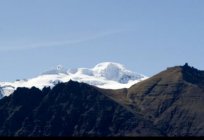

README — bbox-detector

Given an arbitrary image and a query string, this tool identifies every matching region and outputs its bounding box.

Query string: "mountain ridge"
[0,80,162,136]
[0,62,147,98]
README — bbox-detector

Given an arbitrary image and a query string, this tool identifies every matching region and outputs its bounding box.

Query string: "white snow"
[0,62,148,98]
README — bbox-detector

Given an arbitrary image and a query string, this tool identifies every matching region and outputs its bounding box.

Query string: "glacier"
[0,62,148,98]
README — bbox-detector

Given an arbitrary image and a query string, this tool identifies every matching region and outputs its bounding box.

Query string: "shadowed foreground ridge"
[104,63,204,136]
[0,80,161,136]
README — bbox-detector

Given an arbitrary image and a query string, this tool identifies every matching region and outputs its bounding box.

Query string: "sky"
[0,0,204,81]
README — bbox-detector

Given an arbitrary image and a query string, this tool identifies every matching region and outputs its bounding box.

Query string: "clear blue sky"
[0,0,204,81]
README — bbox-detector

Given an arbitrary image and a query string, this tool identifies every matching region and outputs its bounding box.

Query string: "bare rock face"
[0,81,161,136]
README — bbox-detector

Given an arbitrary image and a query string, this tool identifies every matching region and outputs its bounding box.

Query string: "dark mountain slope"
[104,64,204,136]
[0,81,162,136]
[0,88,3,99]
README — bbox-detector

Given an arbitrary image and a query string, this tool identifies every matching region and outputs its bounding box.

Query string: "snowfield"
[0,62,148,98]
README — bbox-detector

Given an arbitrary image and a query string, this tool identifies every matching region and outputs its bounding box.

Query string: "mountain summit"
[92,62,144,83]
[0,62,147,98]
[67,62,147,89]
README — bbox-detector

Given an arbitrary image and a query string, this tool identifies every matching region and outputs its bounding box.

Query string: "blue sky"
[0,0,204,81]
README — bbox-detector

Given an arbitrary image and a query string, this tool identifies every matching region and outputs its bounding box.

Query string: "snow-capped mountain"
[0,62,148,98]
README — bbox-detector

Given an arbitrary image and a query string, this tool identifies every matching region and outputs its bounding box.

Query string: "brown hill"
[103,63,204,136]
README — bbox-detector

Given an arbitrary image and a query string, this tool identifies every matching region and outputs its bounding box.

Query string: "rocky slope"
[0,81,161,136]
[104,63,204,136]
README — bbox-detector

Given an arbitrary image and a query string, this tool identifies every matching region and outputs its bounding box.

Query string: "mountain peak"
[92,62,144,83]
[0,62,147,98]
[167,63,198,73]
[181,63,199,72]
[67,62,146,85]
[165,63,204,84]
[131,64,204,91]
[124,64,204,136]
[93,62,125,71]
[180,63,204,85]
